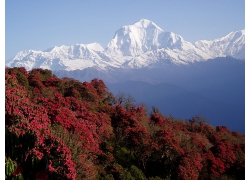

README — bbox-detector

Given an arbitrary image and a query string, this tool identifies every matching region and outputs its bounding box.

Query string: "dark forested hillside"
[5,67,245,180]
[53,57,245,133]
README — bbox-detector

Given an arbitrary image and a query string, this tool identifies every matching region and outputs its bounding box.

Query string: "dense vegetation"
[5,67,245,180]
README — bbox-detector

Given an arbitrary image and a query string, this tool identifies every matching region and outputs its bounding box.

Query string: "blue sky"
[5,1,245,61]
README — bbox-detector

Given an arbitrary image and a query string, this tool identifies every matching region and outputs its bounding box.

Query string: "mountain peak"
[133,18,163,31]
[86,42,104,52]
[106,19,165,56]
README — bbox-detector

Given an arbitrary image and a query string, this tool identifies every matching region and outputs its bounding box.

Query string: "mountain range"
[6,19,245,71]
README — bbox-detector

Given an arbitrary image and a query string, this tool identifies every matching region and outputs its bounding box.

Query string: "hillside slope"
[5,67,244,179]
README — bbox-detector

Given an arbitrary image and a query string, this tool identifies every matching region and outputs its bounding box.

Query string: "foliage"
[5,67,245,179]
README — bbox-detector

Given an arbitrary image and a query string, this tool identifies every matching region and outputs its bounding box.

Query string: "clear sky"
[5,1,245,61]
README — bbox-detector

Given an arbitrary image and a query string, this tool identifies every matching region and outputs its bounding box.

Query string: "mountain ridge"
[6,19,245,71]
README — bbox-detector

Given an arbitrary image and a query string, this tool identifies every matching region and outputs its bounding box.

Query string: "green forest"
[5,67,245,180]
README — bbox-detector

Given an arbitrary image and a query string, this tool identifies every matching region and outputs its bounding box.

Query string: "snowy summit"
[7,19,245,71]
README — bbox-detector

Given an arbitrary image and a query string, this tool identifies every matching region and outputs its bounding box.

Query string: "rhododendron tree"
[178,151,203,180]
[5,67,245,179]
[5,73,77,179]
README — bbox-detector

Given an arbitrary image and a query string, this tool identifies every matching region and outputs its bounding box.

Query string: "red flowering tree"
[5,73,77,179]
[178,151,203,180]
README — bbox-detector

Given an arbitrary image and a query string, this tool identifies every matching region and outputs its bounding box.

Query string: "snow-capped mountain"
[6,19,245,71]
[194,29,245,60]
[8,43,116,71]
[106,18,164,56]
